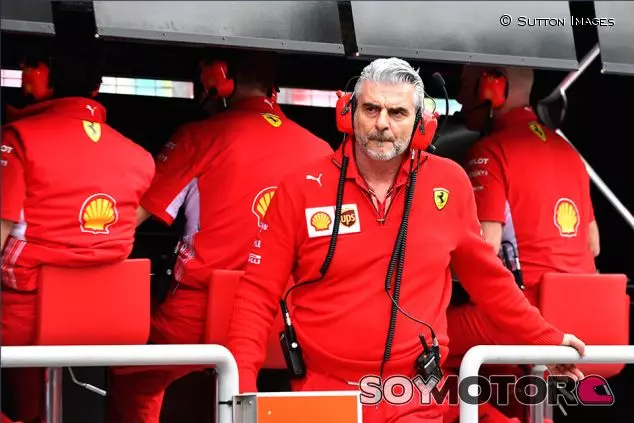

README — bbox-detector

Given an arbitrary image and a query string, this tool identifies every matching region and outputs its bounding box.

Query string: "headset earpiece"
[336,90,354,134]
[477,70,508,109]
[200,60,235,99]
[20,61,53,101]
[410,109,439,151]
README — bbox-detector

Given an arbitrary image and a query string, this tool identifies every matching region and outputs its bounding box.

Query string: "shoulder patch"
[83,120,102,143]
[528,121,546,142]
[261,113,282,128]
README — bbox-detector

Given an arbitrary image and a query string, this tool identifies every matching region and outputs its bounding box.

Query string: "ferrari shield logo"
[528,121,546,142]
[261,113,282,128]
[433,188,449,210]
[83,120,102,143]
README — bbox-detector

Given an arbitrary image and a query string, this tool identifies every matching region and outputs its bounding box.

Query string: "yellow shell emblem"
[310,211,332,231]
[83,120,102,143]
[433,188,449,210]
[554,198,580,237]
[251,186,277,227]
[529,121,546,142]
[261,113,282,128]
[79,193,118,234]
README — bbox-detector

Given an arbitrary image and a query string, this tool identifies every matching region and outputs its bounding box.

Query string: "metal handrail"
[0,344,239,423]
[458,345,634,423]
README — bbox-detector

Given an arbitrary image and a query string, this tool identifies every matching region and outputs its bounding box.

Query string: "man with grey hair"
[227,57,585,423]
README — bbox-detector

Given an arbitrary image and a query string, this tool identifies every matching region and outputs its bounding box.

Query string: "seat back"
[539,272,630,378]
[205,269,287,369]
[34,259,151,346]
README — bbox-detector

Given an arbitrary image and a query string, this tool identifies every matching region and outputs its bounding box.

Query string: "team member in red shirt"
[448,65,598,352]
[442,65,598,423]
[0,42,155,423]
[226,57,585,423]
[105,51,333,423]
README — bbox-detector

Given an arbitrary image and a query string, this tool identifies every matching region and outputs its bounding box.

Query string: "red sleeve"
[1,128,26,222]
[464,139,507,223]
[227,180,301,393]
[140,126,203,225]
[451,171,565,345]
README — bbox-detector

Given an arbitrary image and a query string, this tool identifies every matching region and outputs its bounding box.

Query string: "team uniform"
[106,96,333,423]
[447,106,596,360]
[1,97,155,422]
[226,139,565,423]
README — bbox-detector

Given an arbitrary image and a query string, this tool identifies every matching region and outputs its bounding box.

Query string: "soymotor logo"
[358,374,614,412]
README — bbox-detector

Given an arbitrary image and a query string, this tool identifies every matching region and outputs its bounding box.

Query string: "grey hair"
[353,57,425,112]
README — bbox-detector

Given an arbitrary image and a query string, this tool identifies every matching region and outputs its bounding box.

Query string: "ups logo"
[340,209,357,227]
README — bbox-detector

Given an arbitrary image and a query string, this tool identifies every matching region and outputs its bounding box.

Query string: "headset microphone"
[428,72,450,153]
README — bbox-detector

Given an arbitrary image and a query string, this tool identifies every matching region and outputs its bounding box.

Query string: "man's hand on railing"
[547,333,586,380]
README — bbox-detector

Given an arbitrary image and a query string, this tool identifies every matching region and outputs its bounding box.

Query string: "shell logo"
[252,186,277,227]
[79,193,119,234]
[310,211,332,231]
[554,198,580,237]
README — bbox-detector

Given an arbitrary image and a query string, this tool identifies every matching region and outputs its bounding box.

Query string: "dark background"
[1,1,632,422]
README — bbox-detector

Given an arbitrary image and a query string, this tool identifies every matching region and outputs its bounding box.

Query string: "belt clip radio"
[415,334,443,386]
[279,300,306,378]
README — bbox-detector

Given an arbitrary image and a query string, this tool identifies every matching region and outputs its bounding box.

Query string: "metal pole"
[45,367,63,423]
[555,129,634,231]
[538,42,634,232]
[459,345,634,423]
[558,44,601,94]
[1,344,239,423]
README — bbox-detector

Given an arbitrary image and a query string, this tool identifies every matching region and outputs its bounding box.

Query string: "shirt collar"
[229,96,283,115]
[331,136,424,189]
[6,97,106,123]
[492,106,538,132]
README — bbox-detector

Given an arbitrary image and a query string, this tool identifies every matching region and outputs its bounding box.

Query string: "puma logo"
[306,174,323,187]
[86,105,97,117]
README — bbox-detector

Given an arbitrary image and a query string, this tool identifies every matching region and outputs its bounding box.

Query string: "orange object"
[234,391,361,423]
[539,272,630,378]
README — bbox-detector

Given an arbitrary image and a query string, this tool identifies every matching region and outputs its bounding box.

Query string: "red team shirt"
[1,97,155,291]
[228,140,565,396]
[140,96,333,288]
[464,107,596,287]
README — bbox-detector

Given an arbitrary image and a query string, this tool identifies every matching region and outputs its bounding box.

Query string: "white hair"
[353,57,425,112]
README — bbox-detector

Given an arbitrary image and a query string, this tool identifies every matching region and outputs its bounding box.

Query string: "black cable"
[282,154,349,306]
[380,153,420,378]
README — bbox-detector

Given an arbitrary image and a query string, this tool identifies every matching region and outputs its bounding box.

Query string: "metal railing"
[458,345,634,423]
[0,344,239,423]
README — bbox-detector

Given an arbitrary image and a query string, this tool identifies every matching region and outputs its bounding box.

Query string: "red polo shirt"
[464,107,596,286]
[1,97,155,291]
[227,139,564,396]
[140,96,333,288]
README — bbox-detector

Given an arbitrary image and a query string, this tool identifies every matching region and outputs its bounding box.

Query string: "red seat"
[205,269,287,369]
[538,272,630,378]
[35,259,151,345]
[33,259,151,422]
